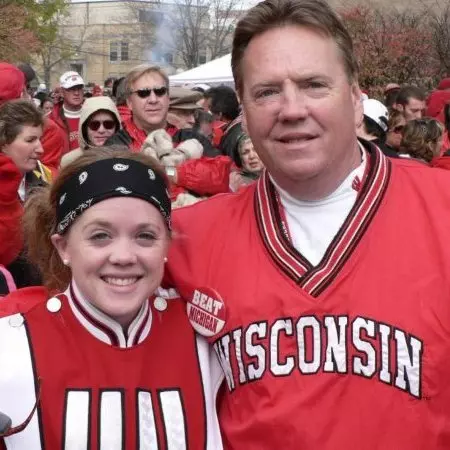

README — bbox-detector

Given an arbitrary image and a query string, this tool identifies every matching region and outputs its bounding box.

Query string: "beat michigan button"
[187,287,227,337]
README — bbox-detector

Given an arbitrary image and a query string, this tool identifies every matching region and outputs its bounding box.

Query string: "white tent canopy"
[169,54,233,86]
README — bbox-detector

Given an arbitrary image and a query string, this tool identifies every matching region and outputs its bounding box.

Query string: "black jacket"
[105,129,133,148]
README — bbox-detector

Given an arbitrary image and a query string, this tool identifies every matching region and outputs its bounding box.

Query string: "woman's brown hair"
[399,118,444,163]
[23,146,168,292]
[0,99,43,149]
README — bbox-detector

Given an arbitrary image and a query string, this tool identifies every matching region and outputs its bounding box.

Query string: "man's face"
[63,85,84,109]
[240,25,362,198]
[401,97,426,121]
[126,72,169,132]
[168,108,196,129]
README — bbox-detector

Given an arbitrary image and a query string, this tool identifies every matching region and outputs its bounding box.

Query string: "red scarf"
[122,118,148,152]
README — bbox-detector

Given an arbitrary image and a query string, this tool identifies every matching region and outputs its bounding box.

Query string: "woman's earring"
[164,257,168,263]
[63,259,70,266]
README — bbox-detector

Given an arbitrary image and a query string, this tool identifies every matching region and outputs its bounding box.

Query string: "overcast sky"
[69,0,258,6]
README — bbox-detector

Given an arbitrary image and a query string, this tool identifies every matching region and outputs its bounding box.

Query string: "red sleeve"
[40,118,65,176]
[431,156,450,170]
[176,156,233,196]
[0,154,23,266]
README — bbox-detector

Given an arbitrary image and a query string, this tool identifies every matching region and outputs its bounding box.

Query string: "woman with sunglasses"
[61,96,121,168]
[385,110,406,153]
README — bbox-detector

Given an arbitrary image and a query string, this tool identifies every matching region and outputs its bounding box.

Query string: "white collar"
[63,105,82,119]
[65,280,152,348]
[273,143,367,207]
[18,176,26,202]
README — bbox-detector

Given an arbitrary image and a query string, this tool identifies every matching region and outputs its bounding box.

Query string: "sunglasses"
[393,125,405,134]
[130,87,168,98]
[87,120,116,131]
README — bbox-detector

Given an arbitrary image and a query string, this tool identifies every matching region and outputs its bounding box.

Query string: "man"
[49,71,85,154]
[384,82,400,109]
[357,98,398,157]
[106,64,170,151]
[167,87,203,135]
[393,85,426,121]
[166,0,450,448]
[204,85,242,154]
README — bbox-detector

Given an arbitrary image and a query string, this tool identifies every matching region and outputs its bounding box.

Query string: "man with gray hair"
[106,64,170,150]
[166,0,450,448]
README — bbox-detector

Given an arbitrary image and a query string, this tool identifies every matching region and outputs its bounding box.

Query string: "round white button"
[46,297,62,313]
[9,315,24,328]
[154,297,167,312]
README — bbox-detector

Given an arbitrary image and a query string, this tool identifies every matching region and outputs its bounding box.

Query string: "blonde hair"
[399,118,444,163]
[232,0,358,94]
[124,64,169,97]
[23,146,167,292]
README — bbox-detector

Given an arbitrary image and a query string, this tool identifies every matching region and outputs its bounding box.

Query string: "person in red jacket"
[49,71,85,154]
[165,0,450,448]
[13,63,65,174]
[0,148,222,449]
[0,154,23,267]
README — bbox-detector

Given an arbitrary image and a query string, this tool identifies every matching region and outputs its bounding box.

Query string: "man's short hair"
[395,86,426,106]
[232,0,358,94]
[124,64,169,97]
[205,85,239,121]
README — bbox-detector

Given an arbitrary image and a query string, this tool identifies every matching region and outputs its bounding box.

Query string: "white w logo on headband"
[115,186,132,194]
[113,164,129,171]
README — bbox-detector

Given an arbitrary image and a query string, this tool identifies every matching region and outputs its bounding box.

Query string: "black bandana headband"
[56,158,171,234]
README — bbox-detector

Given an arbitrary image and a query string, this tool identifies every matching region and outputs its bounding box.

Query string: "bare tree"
[427,0,450,75]
[125,0,242,70]
[208,0,243,60]
[34,6,89,87]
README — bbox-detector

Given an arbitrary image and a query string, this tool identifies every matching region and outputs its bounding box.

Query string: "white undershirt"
[274,149,367,266]
[63,105,82,119]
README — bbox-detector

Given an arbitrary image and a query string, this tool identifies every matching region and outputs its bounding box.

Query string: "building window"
[121,42,129,61]
[110,42,129,62]
[70,63,83,76]
[139,9,164,25]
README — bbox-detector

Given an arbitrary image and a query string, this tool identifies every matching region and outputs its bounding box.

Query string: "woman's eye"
[90,232,110,241]
[137,232,156,241]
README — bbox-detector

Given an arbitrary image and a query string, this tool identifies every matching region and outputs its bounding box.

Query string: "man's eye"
[308,81,327,89]
[256,89,279,99]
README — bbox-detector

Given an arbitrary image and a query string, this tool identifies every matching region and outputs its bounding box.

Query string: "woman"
[60,96,121,167]
[0,100,51,288]
[398,118,444,164]
[385,110,406,152]
[0,148,222,449]
[230,133,264,192]
[0,100,51,200]
[41,97,53,117]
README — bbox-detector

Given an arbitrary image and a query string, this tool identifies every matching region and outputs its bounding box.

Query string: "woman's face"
[52,197,169,327]
[2,125,43,174]
[42,100,53,116]
[86,111,118,147]
[386,118,406,150]
[239,138,264,173]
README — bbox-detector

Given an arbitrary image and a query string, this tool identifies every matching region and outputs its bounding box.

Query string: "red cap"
[438,78,450,90]
[0,63,25,106]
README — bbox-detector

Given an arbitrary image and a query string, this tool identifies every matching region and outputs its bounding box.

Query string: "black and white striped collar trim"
[65,281,152,348]
[254,142,391,297]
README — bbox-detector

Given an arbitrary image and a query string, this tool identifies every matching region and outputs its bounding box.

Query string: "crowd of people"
[1,0,450,448]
